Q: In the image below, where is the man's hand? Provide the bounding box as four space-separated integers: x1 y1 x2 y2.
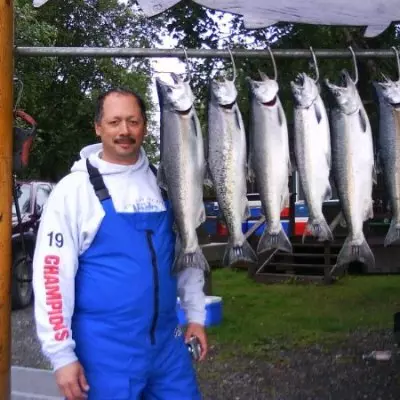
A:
185 322 208 361
55 361 90 400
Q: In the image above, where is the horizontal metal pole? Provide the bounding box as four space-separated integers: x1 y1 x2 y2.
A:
14 46 399 59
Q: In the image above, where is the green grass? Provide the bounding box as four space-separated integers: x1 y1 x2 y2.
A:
206 269 400 356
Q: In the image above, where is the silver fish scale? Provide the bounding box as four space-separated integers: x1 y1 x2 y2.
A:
162 112 205 252
250 98 289 234
208 103 248 246
294 96 331 224
377 97 400 231
331 108 374 243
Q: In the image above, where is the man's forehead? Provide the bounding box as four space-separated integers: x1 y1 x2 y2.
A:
102 93 142 116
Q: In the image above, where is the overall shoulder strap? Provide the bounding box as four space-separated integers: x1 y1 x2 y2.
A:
86 158 111 202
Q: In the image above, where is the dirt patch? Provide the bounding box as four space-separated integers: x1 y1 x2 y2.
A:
12 306 400 399
196 329 400 400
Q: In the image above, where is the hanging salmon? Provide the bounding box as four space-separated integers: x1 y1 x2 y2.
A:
156 73 209 273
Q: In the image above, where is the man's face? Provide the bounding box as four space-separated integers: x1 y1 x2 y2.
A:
95 92 146 164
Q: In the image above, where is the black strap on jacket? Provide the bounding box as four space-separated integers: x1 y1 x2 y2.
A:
86 158 168 202
86 158 111 202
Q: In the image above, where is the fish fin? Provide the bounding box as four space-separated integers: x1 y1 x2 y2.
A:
234 107 241 130
223 239 258 267
281 186 290 209
243 201 251 220
358 109 367 133
326 149 332 170
156 163 168 191
302 218 334 243
384 219 400 247
372 165 378 185
364 201 374 221
375 151 383 175
314 102 322 124
190 114 198 137
257 227 292 255
330 235 375 276
197 204 206 226
289 154 297 175
288 156 294 176
172 245 210 274
247 153 256 183
277 105 285 127
324 184 332 201
203 163 214 189
339 215 348 228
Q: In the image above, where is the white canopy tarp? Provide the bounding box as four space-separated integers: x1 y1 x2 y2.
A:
32 0 399 38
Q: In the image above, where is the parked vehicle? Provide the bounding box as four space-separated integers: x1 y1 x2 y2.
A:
11 179 55 309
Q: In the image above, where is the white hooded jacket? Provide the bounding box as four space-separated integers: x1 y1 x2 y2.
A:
32 143 206 371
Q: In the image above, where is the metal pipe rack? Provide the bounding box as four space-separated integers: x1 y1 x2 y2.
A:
14 46 400 59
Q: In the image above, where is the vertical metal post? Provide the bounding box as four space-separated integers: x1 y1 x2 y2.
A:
0 1 14 399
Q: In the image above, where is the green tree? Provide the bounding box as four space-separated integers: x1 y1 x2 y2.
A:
145 1 399 198
14 0 163 180
149 1 400 130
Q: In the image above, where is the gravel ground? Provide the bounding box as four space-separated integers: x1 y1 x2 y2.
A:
12 305 400 399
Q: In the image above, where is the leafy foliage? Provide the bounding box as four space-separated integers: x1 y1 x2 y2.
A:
145 2 399 197
14 0 163 180
149 2 400 129
13 0 400 182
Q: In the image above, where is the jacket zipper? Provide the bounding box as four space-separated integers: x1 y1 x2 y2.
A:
146 230 159 345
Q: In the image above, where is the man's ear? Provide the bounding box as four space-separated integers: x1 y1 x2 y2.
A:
94 122 101 137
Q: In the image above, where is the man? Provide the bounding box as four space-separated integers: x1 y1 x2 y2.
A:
32 87 208 400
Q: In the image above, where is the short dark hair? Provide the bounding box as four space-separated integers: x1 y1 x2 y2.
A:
94 87 148 124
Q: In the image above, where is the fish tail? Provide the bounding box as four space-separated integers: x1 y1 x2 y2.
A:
384 218 400 247
223 239 258 267
172 247 210 274
257 227 292 255
331 235 375 275
303 217 334 242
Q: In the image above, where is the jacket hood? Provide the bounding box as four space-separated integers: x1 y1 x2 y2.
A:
70 143 150 176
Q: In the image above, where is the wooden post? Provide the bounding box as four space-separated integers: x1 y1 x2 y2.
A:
0 1 14 399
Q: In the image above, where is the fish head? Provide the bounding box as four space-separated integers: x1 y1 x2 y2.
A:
210 77 238 106
155 73 194 113
290 72 319 108
247 71 279 105
375 78 400 108
324 70 359 114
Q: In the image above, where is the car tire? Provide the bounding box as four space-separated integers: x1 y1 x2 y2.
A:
11 248 33 310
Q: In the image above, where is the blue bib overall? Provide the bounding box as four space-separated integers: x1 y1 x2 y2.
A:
71 160 201 400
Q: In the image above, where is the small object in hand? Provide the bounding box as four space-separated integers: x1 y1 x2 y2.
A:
187 336 202 361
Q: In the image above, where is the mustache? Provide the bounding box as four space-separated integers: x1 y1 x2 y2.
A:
114 136 136 144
